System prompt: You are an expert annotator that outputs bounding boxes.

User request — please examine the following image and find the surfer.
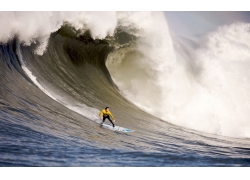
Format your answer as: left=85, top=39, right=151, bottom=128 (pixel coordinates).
left=99, top=107, right=115, bottom=127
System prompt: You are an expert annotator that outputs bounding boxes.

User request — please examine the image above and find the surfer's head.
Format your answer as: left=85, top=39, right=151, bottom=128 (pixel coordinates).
left=105, top=107, right=109, bottom=111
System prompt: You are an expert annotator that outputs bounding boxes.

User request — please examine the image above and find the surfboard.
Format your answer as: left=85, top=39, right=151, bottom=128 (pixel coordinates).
left=101, top=123, right=134, bottom=133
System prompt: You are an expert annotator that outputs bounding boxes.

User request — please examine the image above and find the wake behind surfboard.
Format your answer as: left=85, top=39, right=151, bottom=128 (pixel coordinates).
left=101, top=123, right=134, bottom=133
left=93, top=119, right=134, bottom=132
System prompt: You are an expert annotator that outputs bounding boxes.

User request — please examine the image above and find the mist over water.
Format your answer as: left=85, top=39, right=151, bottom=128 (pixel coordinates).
left=1, top=11, right=250, bottom=140
left=106, top=13, right=250, bottom=138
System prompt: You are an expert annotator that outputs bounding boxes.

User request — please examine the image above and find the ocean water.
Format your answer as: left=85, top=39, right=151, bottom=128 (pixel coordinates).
left=0, top=12, right=250, bottom=166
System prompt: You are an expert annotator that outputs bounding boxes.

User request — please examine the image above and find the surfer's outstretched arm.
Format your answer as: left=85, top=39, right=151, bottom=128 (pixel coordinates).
left=109, top=112, right=115, bottom=122
left=98, top=110, right=103, bottom=119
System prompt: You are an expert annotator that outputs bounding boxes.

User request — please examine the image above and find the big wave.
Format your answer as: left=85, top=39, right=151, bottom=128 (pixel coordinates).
left=1, top=12, right=250, bottom=138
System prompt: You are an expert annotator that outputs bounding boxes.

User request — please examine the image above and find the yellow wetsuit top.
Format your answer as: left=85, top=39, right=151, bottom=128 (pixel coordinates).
left=99, top=109, right=115, bottom=120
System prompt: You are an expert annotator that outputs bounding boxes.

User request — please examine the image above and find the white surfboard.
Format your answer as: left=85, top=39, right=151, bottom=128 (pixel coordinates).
left=101, top=123, right=134, bottom=133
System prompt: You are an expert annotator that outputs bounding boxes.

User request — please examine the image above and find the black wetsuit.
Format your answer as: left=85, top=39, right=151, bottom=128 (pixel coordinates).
left=103, top=115, right=115, bottom=127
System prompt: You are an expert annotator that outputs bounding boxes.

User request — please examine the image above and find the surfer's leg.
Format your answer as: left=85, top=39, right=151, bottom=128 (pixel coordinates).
left=107, top=115, right=115, bottom=127
left=102, top=116, right=106, bottom=123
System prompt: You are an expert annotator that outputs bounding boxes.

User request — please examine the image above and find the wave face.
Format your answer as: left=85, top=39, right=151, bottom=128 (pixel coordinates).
left=1, top=12, right=250, bottom=166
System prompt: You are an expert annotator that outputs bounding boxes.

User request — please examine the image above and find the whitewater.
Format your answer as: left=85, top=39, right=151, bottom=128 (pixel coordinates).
left=1, top=11, right=250, bottom=166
